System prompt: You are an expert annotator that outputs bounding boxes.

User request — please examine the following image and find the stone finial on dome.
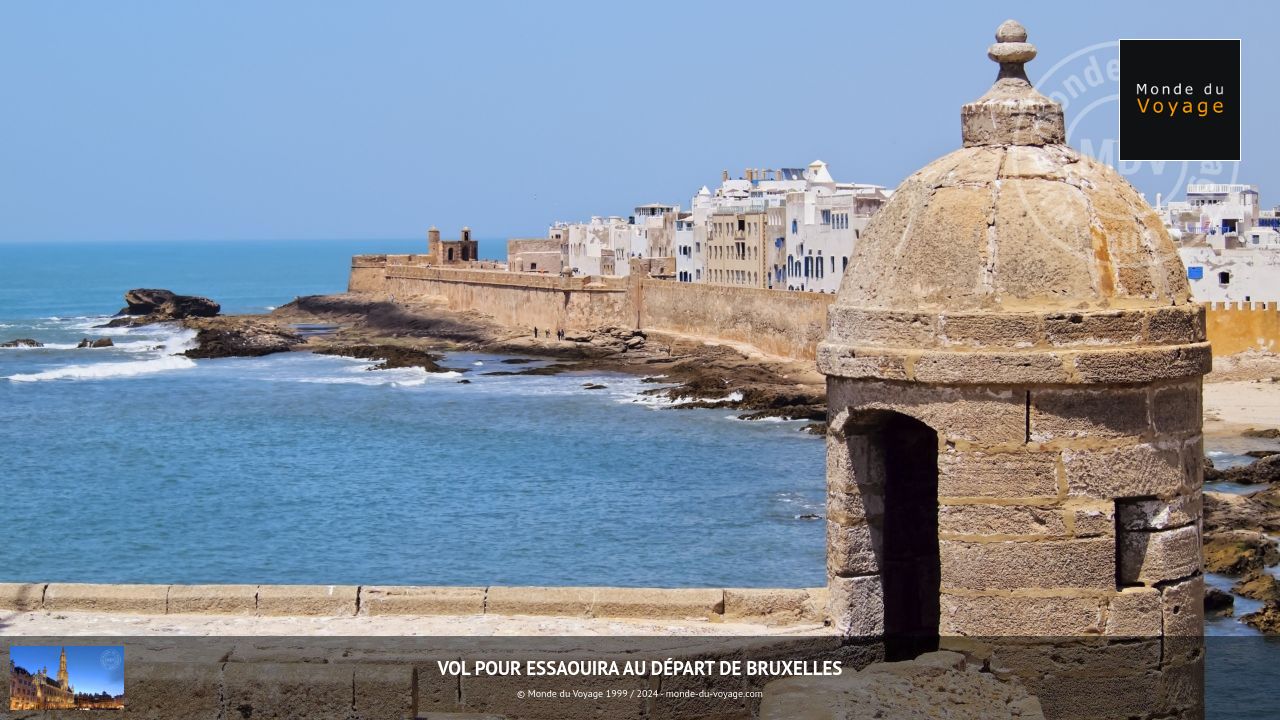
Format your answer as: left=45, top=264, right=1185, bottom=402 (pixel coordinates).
left=961, top=20, right=1065, bottom=147
left=988, top=19, right=1036, bottom=81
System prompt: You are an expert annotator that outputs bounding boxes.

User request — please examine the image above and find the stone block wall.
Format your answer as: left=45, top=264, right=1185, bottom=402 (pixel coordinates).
left=636, top=279, right=835, bottom=360
left=348, top=257, right=837, bottom=360
left=825, top=377, right=1203, bottom=641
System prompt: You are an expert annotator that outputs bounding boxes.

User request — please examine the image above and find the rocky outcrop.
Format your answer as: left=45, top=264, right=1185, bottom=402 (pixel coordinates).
left=76, top=337, right=114, bottom=348
left=182, top=317, right=303, bottom=359
left=118, top=288, right=220, bottom=320
left=1209, top=454, right=1280, bottom=485
left=1203, top=530, right=1280, bottom=575
left=313, top=344, right=450, bottom=372
left=1204, top=489, right=1280, bottom=534
left=1232, top=571, right=1280, bottom=602
left=0, top=338, right=43, bottom=348
left=1242, top=601, right=1280, bottom=633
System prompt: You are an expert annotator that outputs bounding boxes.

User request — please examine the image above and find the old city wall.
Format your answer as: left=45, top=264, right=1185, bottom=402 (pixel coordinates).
left=349, top=258, right=835, bottom=360
left=1205, top=301, right=1280, bottom=355
left=636, top=278, right=835, bottom=360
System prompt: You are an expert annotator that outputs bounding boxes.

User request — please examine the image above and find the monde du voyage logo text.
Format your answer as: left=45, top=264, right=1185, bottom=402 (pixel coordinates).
left=1119, top=39, right=1241, bottom=162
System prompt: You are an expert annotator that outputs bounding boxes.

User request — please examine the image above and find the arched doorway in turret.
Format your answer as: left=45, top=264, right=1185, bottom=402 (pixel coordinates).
left=833, top=410, right=940, bottom=660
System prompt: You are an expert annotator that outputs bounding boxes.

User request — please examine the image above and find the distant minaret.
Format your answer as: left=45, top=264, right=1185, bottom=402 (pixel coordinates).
left=57, top=647, right=69, bottom=689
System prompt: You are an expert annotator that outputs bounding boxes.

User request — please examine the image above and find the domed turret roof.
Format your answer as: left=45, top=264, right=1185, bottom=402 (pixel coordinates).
left=836, top=20, right=1190, bottom=313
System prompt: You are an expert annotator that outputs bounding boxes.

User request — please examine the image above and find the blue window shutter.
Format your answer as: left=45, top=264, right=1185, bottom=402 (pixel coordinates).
left=1187, top=266, right=1203, bottom=280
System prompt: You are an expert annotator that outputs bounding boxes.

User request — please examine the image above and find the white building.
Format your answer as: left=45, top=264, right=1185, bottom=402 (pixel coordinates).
left=781, top=161, right=890, bottom=293
left=1158, top=184, right=1280, bottom=302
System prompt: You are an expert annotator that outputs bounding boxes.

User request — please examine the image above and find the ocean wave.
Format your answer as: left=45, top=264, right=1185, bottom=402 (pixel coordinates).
left=726, top=415, right=803, bottom=423
left=6, top=355, right=198, bottom=383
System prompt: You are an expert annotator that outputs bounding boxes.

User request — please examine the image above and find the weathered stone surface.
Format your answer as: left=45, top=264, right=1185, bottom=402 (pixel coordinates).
left=912, top=350, right=1071, bottom=385
left=938, top=503, right=1066, bottom=537
left=0, top=582, right=45, bottom=611
left=827, top=520, right=879, bottom=575
left=828, top=576, right=884, bottom=636
left=484, top=586, right=722, bottom=619
left=1146, top=305, right=1205, bottom=344
left=1118, top=525, right=1201, bottom=585
left=1044, top=310, right=1143, bottom=347
left=830, top=381, right=1026, bottom=444
left=126, top=662, right=224, bottom=720
left=1071, top=344, right=1212, bottom=384
left=722, top=588, right=826, bottom=624
left=1231, top=571, right=1280, bottom=602
left=1030, top=387, right=1149, bottom=441
left=167, top=584, right=257, bottom=614
left=222, top=662, right=353, bottom=720
left=827, top=307, right=940, bottom=348
left=939, top=594, right=1103, bottom=635
left=255, top=584, right=358, bottom=616
left=1117, top=494, right=1200, bottom=531
left=993, top=179, right=1095, bottom=304
left=353, top=664, right=415, bottom=720
left=359, top=586, right=486, bottom=616
left=760, top=651, right=1045, bottom=720
left=1152, top=381, right=1203, bottom=434
left=940, top=312, right=1042, bottom=348
left=1063, top=443, right=1191, bottom=498
left=940, top=538, right=1114, bottom=590
left=938, top=449, right=1060, bottom=499
left=42, top=583, right=168, bottom=614
left=1104, top=587, right=1162, bottom=636
left=1069, top=503, right=1115, bottom=537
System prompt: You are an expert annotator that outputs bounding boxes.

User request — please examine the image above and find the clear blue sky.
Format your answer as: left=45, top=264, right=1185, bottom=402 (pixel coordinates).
left=9, top=645, right=125, bottom=695
left=1, top=1, right=1275, bottom=243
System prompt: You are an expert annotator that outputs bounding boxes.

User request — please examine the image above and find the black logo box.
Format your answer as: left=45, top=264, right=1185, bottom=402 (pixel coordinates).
left=1119, top=39, right=1241, bottom=162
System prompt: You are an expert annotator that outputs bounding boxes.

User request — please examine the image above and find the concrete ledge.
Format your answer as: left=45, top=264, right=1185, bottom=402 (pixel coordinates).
left=169, top=584, right=258, bottom=615
left=42, top=583, right=169, bottom=614
left=255, top=584, right=359, bottom=617
left=485, top=586, right=723, bottom=619
left=1, top=583, right=826, bottom=625
left=723, top=588, right=828, bottom=624
left=359, top=585, right=486, bottom=616
left=0, top=582, right=47, bottom=612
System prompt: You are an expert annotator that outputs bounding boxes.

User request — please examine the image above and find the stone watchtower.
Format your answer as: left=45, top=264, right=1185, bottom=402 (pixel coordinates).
left=817, top=19, right=1209, bottom=661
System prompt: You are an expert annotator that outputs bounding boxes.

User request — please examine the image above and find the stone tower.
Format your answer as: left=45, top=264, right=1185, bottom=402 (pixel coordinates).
left=818, top=18, right=1207, bottom=663
left=57, top=647, right=68, bottom=690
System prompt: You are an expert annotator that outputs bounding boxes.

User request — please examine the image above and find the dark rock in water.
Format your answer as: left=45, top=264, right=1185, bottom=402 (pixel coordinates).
left=801, top=422, right=827, bottom=436
left=796, top=513, right=822, bottom=521
left=1203, top=530, right=1280, bottom=575
left=582, top=383, right=607, bottom=390
left=1242, top=600, right=1280, bottom=633
left=1204, top=456, right=1223, bottom=483
left=76, top=337, right=114, bottom=348
left=1243, top=427, right=1280, bottom=439
left=500, top=358, right=537, bottom=364
left=1205, top=588, right=1234, bottom=616
left=114, top=288, right=220, bottom=325
left=1246, top=450, right=1280, bottom=459
left=314, top=344, right=448, bottom=372
left=482, top=365, right=568, bottom=377
left=457, top=379, right=472, bottom=384
left=183, top=318, right=303, bottom=359
left=1216, top=454, right=1280, bottom=485
left=121, top=288, right=221, bottom=318
left=0, top=338, right=43, bottom=348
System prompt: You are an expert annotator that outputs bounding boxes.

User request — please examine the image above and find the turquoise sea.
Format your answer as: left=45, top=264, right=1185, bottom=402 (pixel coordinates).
left=0, top=240, right=827, bottom=588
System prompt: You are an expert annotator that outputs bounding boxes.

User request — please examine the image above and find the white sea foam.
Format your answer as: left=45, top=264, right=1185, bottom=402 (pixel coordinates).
left=6, top=355, right=197, bottom=382
left=295, top=365, right=462, bottom=387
